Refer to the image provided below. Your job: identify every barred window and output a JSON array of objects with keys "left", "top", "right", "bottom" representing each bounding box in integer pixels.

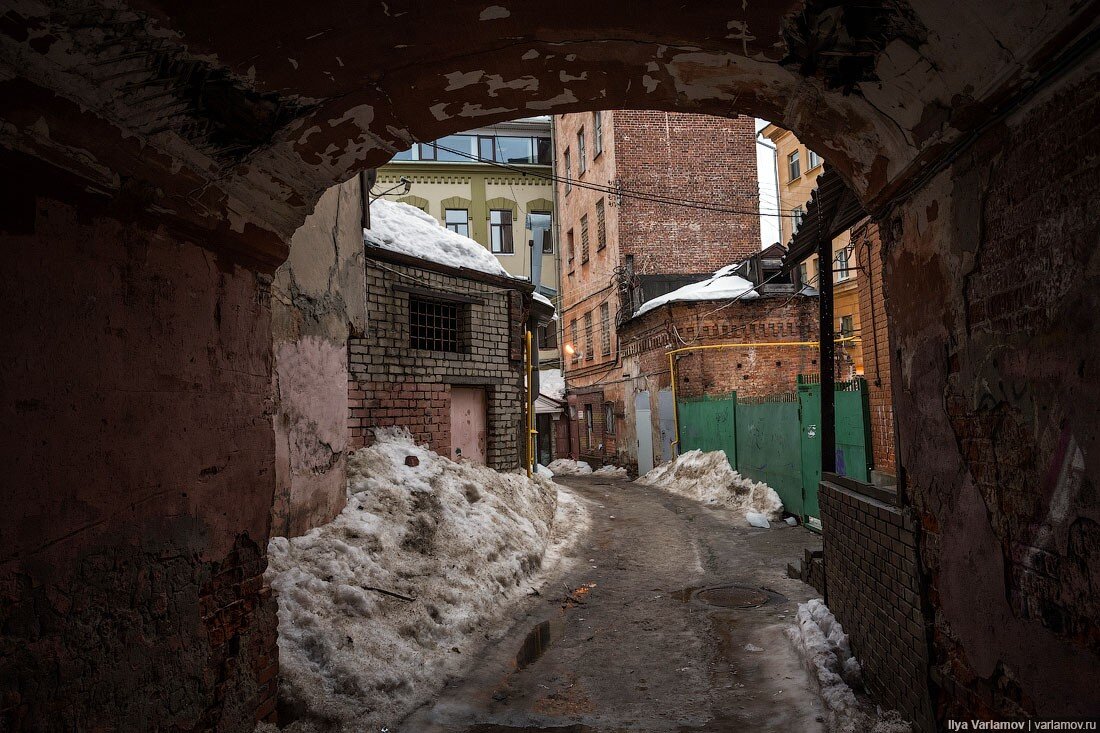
[
  {"left": 409, "top": 296, "right": 462, "bottom": 352},
  {"left": 570, "top": 318, "right": 579, "bottom": 363},
  {"left": 600, "top": 302, "right": 611, "bottom": 356},
  {"left": 581, "top": 214, "right": 590, "bottom": 263},
  {"left": 596, "top": 198, "right": 606, "bottom": 250},
  {"left": 584, "top": 311, "right": 594, "bottom": 361}
]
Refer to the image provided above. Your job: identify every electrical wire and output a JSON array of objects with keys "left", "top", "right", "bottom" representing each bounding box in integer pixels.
[{"left": 429, "top": 142, "right": 806, "bottom": 219}]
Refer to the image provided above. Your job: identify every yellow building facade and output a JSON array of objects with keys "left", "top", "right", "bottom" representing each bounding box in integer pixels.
[{"left": 760, "top": 124, "right": 863, "bottom": 377}]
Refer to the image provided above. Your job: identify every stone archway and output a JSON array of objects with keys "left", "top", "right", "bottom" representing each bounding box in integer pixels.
[{"left": 2, "top": 1, "right": 1099, "bottom": 729}]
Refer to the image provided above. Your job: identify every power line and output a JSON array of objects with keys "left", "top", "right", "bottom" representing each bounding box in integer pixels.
[{"left": 429, "top": 141, "right": 806, "bottom": 219}]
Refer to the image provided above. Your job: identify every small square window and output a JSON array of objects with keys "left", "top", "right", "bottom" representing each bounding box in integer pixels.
[
  {"left": 409, "top": 296, "right": 464, "bottom": 353},
  {"left": 445, "top": 208, "right": 469, "bottom": 237}
]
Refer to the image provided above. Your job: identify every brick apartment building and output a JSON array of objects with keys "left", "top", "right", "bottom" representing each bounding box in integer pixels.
[{"left": 553, "top": 111, "right": 760, "bottom": 467}]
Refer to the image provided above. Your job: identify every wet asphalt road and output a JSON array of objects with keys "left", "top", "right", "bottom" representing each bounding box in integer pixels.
[{"left": 400, "top": 474, "right": 826, "bottom": 733}]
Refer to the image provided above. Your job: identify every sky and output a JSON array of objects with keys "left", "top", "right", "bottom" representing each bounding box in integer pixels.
[{"left": 755, "top": 117, "right": 781, "bottom": 248}]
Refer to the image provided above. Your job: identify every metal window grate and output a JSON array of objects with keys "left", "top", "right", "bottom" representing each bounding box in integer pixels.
[{"left": 409, "top": 296, "right": 461, "bottom": 352}]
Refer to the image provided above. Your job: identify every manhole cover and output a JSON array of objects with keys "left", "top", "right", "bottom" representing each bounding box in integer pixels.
[{"left": 696, "top": 586, "right": 769, "bottom": 608}]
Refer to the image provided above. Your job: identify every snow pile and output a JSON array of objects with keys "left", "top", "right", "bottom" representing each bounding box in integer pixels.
[
  {"left": 745, "top": 510, "right": 771, "bottom": 528},
  {"left": 365, "top": 198, "right": 511, "bottom": 278},
  {"left": 787, "top": 599, "right": 912, "bottom": 733},
  {"left": 535, "top": 463, "right": 554, "bottom": 479},
  {"left": 267, "top": 428, "right": 564, "bottom": 731},
  {"left": 634, "top": 265, "right": 758, "bottom": 317},
  {"left": 594, "top": 465, "right": 628, "bottom": 478},
  {"left": 636, "top": 449, "right": 783, "bottom": 520},
  {"left": 546, "top": 458, "right": 593, "bottom": 475},
  {"left": 539, "top": 368, "right": 566, "bottom": 401}
]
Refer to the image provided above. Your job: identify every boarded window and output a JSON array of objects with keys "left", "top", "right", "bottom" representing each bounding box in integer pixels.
[
  {"left": 600, "top": 302, "right": 611, "bottom": 356},
  {"left": 581, "top": 214, "right": 590, "bottom": 263},
  {"left": 409, "top": 296, "right": 462, "bottom": 352},
  {"left": 584, "top": 311, "right": 594, "bottom": 360},
  {"left": 596, "top": 198, "right": 606, "bottom": 250},
  {"left": 570, "top": 318, "right": 579, "bottom": 363}
]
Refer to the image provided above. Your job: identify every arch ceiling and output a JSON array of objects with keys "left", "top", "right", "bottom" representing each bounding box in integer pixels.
[{"left": 1, "top": 0, "right": 1096, "bottom": 265}]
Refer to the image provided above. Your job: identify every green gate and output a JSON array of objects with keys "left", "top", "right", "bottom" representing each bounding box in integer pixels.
[
  {"left": 677, "top": 392, "right": 737, "bottom": 466},
  {"left": 734, "top": 393, "right": 803, "bottom": 517},
  {"left": 798, "top": 376, "right": 872, "bottom": 523}
]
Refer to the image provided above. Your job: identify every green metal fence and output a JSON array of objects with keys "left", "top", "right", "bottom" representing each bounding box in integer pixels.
[{"left": 676, "top": 376, "right": 871, "bottom": 525}]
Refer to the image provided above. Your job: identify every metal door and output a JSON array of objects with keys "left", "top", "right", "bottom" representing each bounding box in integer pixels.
[
  {"left": 658, "top": 388, "right": 677, "bottom": 463},
  {"left": 634, "top": 391, "right": 654, "bottom": 474},
  {"left": 450, "top": 386, "right": 488, "bottom": 464}
]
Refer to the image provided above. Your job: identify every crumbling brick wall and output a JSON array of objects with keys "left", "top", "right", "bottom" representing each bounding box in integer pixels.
[
  {"left": 347, "top": 254, "right": 525, "bottom": 470},
  {"left": 820, "top": 479, "right": 934, "bottom": 731},
  {"left": 0, "top": 196, "right": 278, "bottom": 731}
]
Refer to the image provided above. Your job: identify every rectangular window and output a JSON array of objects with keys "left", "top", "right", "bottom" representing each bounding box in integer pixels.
[
  {"left": 580, "top": 214, "right": 590, "bottom": 263},
  {"left": 836, "top": 246, "right": 850, "bottom": 281},
  {"left": 567, "top": 228, "right": 575, "bottom": 267},
  {"left": 538, "top": 322, "right": 558, "bottom": 349},
  {"left": 600, "top": 302, "right": 611, "bottom": 356},
  {"left": 840, "top": 314, "right": 855, "bottom": 336},
  {"left": 445, "top": 208, "right": 469, "bottom": 237},
  {"left": 535, "top": 137, "right": 552, "bottom": 165},
  {"left": 570, "top": 318, "right": 579, "bottom": 363},
  {"left": 792, "top": 206, "right": 805, "bottom": 234},
  {"left": 808, "top": 150, "right": 823, "bottom": 169},
  {"left": 593, "top": 111, "right": 603, "bottom": 155},
  {"left": 584, "top": 311, "right": 594, "bottom": 361},
  {"left": 577, "top": 129, "right": 587, "bottom": 173},
  {"left": 478, "top": 136, "right": 495, "bottom": 161},
  {"left": 490, "top": 209, "right": 514, "bottom": 254},
  {"left": 788, "top": 150, "right": 801, "bottom": 181},
  {"left": 584, "top": 404, "right": 594, "bottom": 449},
  {"left": 604, "top": 403, "right": 615, "bottom": 434},
  {"left": 433, "top": 134, "right": 476, "bottom": 162},
  {"left": 409, "top": 296, "right": 462, "bottom": 352},
  {"left": 799, "top": 261, "right": 809, "bottom": 286},
  {"left": 595, "top": 198, "right": 606, "bottom": 250},
  {"left": 563, "top": 148, "right": 572, "bottom": 192}
]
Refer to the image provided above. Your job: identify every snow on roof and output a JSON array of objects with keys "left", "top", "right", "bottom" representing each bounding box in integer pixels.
[
  {"left": 539, "top": 368, "right": 565, "bottom": 401},
  {"left": 532, "top": 291, "right": 559, "bottom": 320},
  {"left": 634, "top": 266, "right": 759, "bottom": 317},
  {"left": 364, "top": 198, "right": 511, "bottom": 278}
]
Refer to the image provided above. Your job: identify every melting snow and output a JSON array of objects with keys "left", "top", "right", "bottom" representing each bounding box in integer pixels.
[
  {"left": 787, "top": 599, "right": 912, "bottom": 733},
  {"left": 634, "top": 266, "right": 758, "bottom": 317},
  {"left": 594, "top": 465, "right": 628, "bottom": 478},
  {"left": 546, "top": 458, "right": 593, "bottom": 475},
  {"left": 636, "top": 449, "right": 783, "bottom": 520},
  {"left": 266, "top": 428, "right": 588, "bottom": 731},
  {"left": 539, "top": 368, "right": 565, "bottom": 401},
  {"left": 365, "top": 198, "right": 511, "bottom": 278}
]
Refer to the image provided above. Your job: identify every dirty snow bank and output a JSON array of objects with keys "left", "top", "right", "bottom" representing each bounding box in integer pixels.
[
  {"left": 546, "top": 458, "right": 593, "bottom": 475},
  {"left": 266, "top": 428, "right": 586, "bottom": 732},
  {"left": 594, "top": 465, "right": 628, "bottom": 478},
  {"left": 636, "top": 449, "right": 782, "bottom": 521},
  {"left": 365, "top": 198, "right": 511, "bottom": 277},
  {"left": 787, "top": 599, "right": 911, "bottom": 733}
]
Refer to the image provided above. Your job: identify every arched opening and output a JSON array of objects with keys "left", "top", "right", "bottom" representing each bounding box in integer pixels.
[{"left": 2, "top": 1, "right": 1099, "bottom": 729}]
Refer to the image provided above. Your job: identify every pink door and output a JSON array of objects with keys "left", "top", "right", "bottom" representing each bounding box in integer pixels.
[{"left": 450, "top": 387, "right": 488, "bottom": 465}]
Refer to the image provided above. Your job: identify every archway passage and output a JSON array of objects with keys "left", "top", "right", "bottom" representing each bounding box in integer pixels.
[{"left": 2, "top": 1, "right": 1099, "bottom": 730}]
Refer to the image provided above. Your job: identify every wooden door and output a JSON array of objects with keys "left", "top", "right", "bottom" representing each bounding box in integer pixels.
[{"left": 450, "top": 387, "right": 488, "bottom": 465}]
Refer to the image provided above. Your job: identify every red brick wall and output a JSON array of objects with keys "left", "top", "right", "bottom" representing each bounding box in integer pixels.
[
  {"left": 348, "top": 381, "right": 451, "bottom": 455},
  {"left": 613, "top": 112, "right": 759, "bottom": 276},
  {"left": 853, "top": 219, "right": 896, "bottom": 475}
]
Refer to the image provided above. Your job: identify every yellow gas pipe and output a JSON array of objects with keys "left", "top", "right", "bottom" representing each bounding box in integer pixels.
[
  {"left": 524, "top": 330, "right": 537, "bottom": 477},
  {"left": 666, "top": 336, "right": 860, "bottom": 455}
]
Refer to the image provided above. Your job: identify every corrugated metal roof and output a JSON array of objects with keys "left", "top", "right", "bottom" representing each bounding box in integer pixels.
[{"left": 783, "top": 166, "right": 867, "bottom": 268}]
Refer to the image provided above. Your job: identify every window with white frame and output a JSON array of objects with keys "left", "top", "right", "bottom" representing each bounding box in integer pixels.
[
  {"left": 444, "top": 208, "right": 469, "bottom": 237},
  {"left": 577, "top": 129, "right": 587, "bottom": 173},
  {"left": 836, "top": 246, "right": 850, "bottom": 281},
  {"left": 593, "top": 111, "right": 603, "bottom": 156},
  {"left": 489, "top": 209, "right": 514, "bottom": 254},
  {"left": 788, "top": 150, "right": 801, "bottom": 181},
  {"left": 791, "top": 206, "right": 806, "bottom": 234},
  {"left": 808, "top": 149, "right": 823, "bottom": 169}
]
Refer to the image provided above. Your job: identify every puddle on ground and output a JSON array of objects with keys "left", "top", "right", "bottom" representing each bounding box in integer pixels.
[{"left": 514, "top": 617, "right": 564, "bottom": 670}]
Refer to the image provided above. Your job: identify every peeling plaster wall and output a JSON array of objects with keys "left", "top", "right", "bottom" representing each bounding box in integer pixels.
[
  {"left": 270, "top": 178, "right": 366, "bottom": 538},
  {"left": 886, "top": 53, "right": 1100, "bottom": 722},
  {"left": 0, "top": 196, "right": 277, "bottom": 730}
]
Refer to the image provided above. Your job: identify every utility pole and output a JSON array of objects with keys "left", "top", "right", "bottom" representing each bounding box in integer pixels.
[{"left": 818, "top": 234, "right": 836, "bottom": 474}]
